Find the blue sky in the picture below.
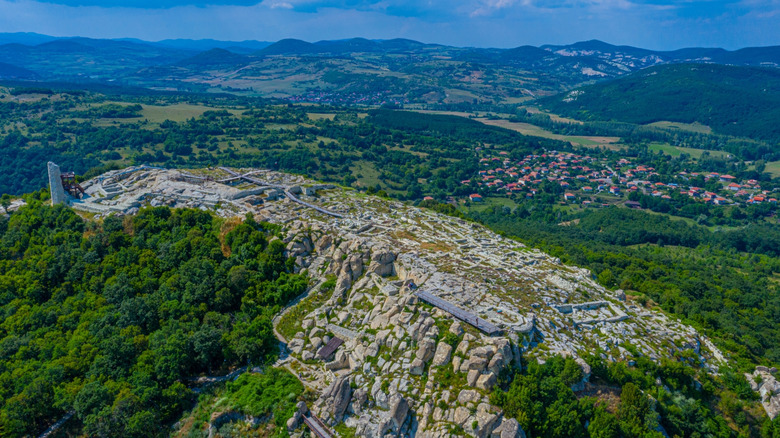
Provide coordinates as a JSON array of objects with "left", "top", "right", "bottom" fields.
[{"left": 0, "top": 0, "right": 777, "bottom": 49}]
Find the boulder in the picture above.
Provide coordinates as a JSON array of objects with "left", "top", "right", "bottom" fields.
[
  {"left": 286, "top": 410, "right": 301, "bottom": 431},
  {"left": 389, "top": 395, "right": 410, "bottom": 430},
  {"left": 476, "top": 372, "right": 497, "bottom": 391},
  {"left": 348, "top": 255, "right": 364, "bottom": 281},
  {"left": 334, "top": 270, "right": 352, "bottom": 300},
  {"left": 370, "top": 314, "right": 390, "bottom": 330},
  {"left": 432, "top": 342, "right": 453, "bottom": 367},
  {"left": 368, "top": 248, "right": 396, "bottom": 277},
  {"left": 458, "top": 389, "right": 481, "bottom": 404},
  {"left": 375, "top": 390, "right": 389, "bottom": 409},
  {"left": 365, "top": 342, "right": 380, "bottom": 358},
  {"left": 416, "top": 338, "right": 437, "bottom": 362},
  {"left": 449, "top": 321, "right": 464, "bottom": 336},
  {"left": 475, "top": 403, "right": 500, "bottom": 437},
  {"left": 410, "top": 358, "right": 425, "bottom": 375},
  {"left": 467, "top": 369, "right": 481, "bottom": 387},
  {"left": 491, "top": 418, "right": 526, "bottom": 438},
  {"left": 469, "top": 356, "right": 488, "bottom": 372},
  {"left": 288, "top": 338, "right": 305, "bottom": 355},
  {"left": 453, "top": 406, "right": 471, "bottom": 425},
  {"left": 351, "top": 388, "right": 368, "bottom": 415},
  {"left": 323, "top": 376, "right": 352, "bottom": 421},
  {"left": 488, "top": 353, "right": 505, "bottom": 374},
  {"left": 473, "top": 346, "right": 494, "bottom": 359},
  {"left": 453, "top": 356, "right": 462, "bottom": 373},
  {"left": 456, "top": 340, "right": 470, "bottom": 356}
]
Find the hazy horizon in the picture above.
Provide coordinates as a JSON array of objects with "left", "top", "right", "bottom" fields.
[
  {"left": 0, "top": 0, "right": 778, "bottom": 51},
  {"left": 2, "top": 31, "right": 779, "bottom": 52}
]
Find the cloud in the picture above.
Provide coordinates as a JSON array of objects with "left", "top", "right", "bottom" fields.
[
  {"left": 17, "top": 0, "right": 262, "bottom": 7},
  {"left": 264, "top": 0, "right": 293, "bottom": 7},
  {"left": 470, "top": 0, "right": 519, "bottom": 17}
]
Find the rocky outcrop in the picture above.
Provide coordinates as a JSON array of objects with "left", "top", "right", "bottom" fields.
[
  {"left": 491, "top": 417, "right": 526, "bottom": 438},
  {"left": 320, "top": 376, "right": 352, "bottom": 424},
  {"left": 410, "top": 357, "right": 425, "bottom": 375},
  {"left": 474, "top": 403, "right": 501, "bottom": 437},
  {"left": 368, "top": 246, "right": 396, "bottom": 277},
  {"left": 476, "top": 372, "right": 497, "bottom": 391},
  {"left": 746, "top": 367, "right": 780, "bottom": 420},
  {"left": 389, "top": 394, "right": 410, "bottom": 430},
  {"left": 208, "top": 411, "right": 248, "bottom": 438},
  {"left": 417, "top": 338, "right": 437, "bottom": 363},
  {"left": 286, "top": 402, "right": 309, "bottom": 431},
  {"left": 432, "top": 342, "right": 453, "bottom": 367}
]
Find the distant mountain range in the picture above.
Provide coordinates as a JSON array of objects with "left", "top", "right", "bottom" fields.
[{"left": 1, "top": 33, "right": 779, "bottom": 103}]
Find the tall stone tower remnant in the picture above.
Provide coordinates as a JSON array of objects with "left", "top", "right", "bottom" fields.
[{"left": 48, "top": 161, "right": 67, "bottom": 206}]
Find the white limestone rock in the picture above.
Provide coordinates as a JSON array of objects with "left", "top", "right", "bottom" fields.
[
  {"left": 410, "top": 358, "right": 425, "bottom": 375},
  {"left": 416, "top": 338, "right": 437, "bottom": 363},
  {"left": 491, "top": 418, "right": 526, "bottom": 438},
  {"left": 432, "top": 342, "right": 453, "bottom": 367},
  {"left": 476, "top": 372, "right": 497, "bottom": 391}
]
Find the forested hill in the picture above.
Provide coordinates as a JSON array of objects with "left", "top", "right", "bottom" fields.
[
  {"left": 0, "top": 198, "right": 307, "bottom": 436},
  {"left": 540, "top": 64, "right": 780, "bottom": 141}
]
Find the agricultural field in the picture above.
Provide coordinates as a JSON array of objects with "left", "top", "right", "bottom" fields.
[
  {"left": 764, "top": 160, "right": 780, "bottom": 178},
  {"left": 647, "top": 120, "right": 713, "bottom": 134},
  {"left": 476, "top": 118, "right": 622, "bottom": 148},
  {"left": 648, "top": 142, "right": 731, "bottom": 159}
]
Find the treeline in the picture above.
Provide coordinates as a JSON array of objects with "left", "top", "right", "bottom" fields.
[
  {"left": 72, "top": 103, "right": 144, "bottom": 119},
  {"left": 0, "top": 200, "right": 306, "bottom": 437}
]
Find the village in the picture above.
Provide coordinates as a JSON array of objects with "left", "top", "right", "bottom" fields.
[{"left": 465, "top": 149, "right": 780, "bottom": 209}]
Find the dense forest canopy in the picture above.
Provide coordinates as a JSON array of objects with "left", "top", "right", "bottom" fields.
[
  {"left": 540, "top": 64, "right": 780, "bottom": 141},
  {"left": 0, "top": 195, "right": 306, "bottom": 437}
]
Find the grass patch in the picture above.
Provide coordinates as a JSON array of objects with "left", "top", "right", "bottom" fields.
[
  {"left": 461, "top": 196, "right": 518, "bottom": 213},
  {"left": 764, "top": 160, "right": 780, "bottom": 178},
  {"left": 176, "top": 369, "right": 303, "bottom": 438},
  {"left": 139, "top": 103, "right": 244, "bottom": 123},
  {"left": 277, "top": 276, "right": 335, "bottom": 341},
  {"left": 647, "top": 120, "right": 712, "bottom": 134},
  {"left": 474, "top": 118, "right": 621, "bottom": 148},
  {"left": 222, "top": 369, "right": 303, "bottom": 421},
  {"left": 648, "top": 142, "right": 730, "bottom": 160}
]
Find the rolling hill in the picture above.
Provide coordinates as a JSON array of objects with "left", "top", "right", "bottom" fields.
[
  {"left": 3, "top": 33, "right": 780, "bottom": 105},
  {"left": 0, "top": 62, "right": 37, "bottom": 79},
  {"left": 540, "top": 63, "right": 780, "bottom": 141}
]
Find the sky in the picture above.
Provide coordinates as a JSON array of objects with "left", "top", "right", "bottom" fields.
[{"left": 0, "top": 0, "right": 778, "bottom": 49}]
